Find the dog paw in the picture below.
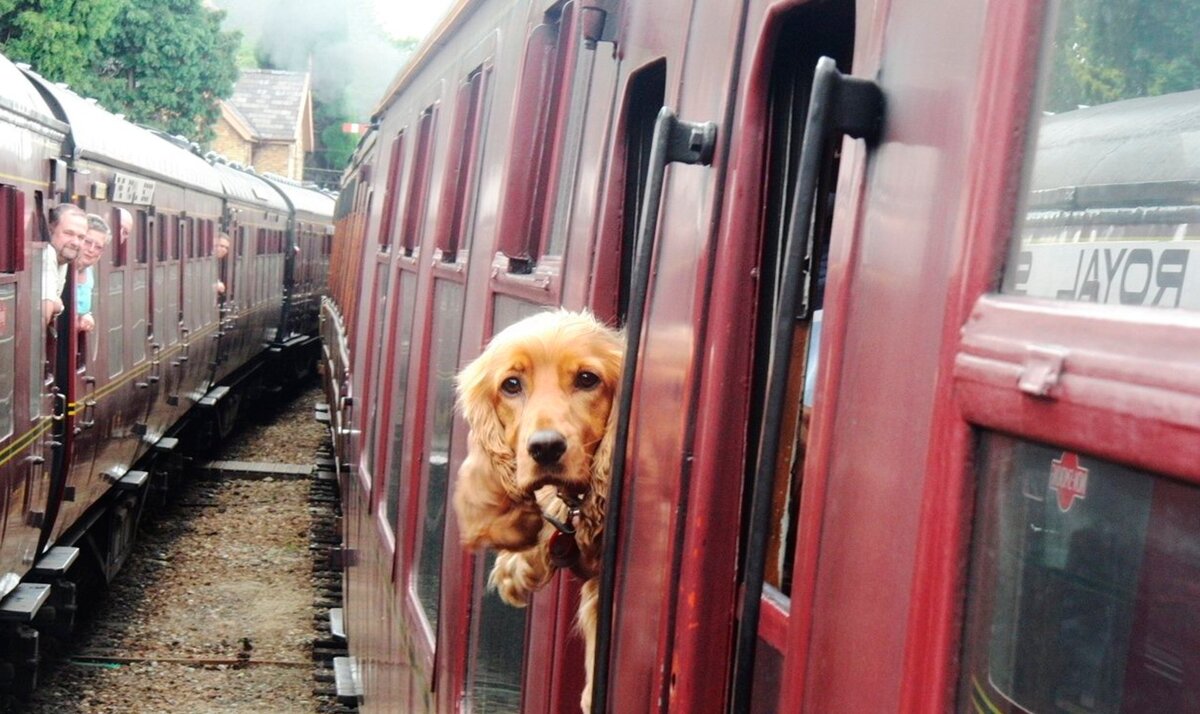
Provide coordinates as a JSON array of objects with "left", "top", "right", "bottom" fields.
[{"left": 489, "top": 550, "right": 546, "bottom": 607}]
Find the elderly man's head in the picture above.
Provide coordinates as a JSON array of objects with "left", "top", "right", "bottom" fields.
[
  {"left": 215, "top": 233, "right": 231, "bottom": 260},
  {"left": 80, "top": 214, "right": 111, "bottom": 269},
  {"left": 117, "top": 208, "right": 132, "bottom": 243},
  {"left": 49, "top": 204, "right": 87, "bottom": 264}
]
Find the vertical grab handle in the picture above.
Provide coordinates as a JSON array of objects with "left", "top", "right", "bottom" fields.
[
  {"left": 730, "top": 57, "right": 883, "bottom": 714},
  {"left": 592, "top": 107, "right": 717, "bottom": 714}
]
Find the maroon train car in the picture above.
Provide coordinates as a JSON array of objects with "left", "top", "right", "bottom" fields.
[
  {"left": 0, "top": 51, "right": 333, "bottom": 694},
  {"left": 322, "top": 0, "right": 1200, "bottom": 711}
]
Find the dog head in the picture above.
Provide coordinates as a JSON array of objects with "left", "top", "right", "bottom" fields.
[{"left": 453, "top": 310, "right": 623, "bottom": 551}]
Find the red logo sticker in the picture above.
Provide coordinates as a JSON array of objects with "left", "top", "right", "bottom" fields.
[{"left": 1049, "top": 451, "right": 1089, "bottom": 512}]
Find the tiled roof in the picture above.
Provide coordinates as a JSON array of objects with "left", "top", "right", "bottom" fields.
[{"left": 225, "top": 69, "right": 309, "bottom": 141}]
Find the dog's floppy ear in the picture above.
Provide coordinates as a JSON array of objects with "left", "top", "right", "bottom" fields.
[{"left": 451, "top": 351, "right": 542, "bottom": 551}]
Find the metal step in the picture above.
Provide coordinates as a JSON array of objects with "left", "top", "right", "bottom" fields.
[
  {"left": 0, "top": 583, "right": 51, "bottom": 622},
  {"left": 333, "top": 656, "right": 362, "bottom": 701},
  {"left": 118, "top": 470, "right": 150, "bottom": 490},
  {"left": 329, "top": 607, "right": 345, "bottom": 640},
  {"left": 33, "top": 546, "right": 79, "bottom": 576}
]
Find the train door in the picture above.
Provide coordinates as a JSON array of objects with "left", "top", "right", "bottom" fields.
[{"left": 0, "top": 185, "right": 43, "bottom": 576}]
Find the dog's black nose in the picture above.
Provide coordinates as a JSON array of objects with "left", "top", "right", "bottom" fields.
[{"left": 528, "top": 430, "right": 567, "bottom": 465}]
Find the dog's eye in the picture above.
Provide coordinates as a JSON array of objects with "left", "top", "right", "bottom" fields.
[
  {"left": 500, "top": 377, "right": 523, "bottom": 396},
  {"left": 574, "top": 371, "right": 601, "bottom": 390}
]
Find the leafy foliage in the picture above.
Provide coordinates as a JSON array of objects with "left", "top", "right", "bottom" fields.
[
  {"left": 87, "top": 0, "right": 240, "bottom": 142},
  {"left": 0, "top": 0, "right": 123, "bottom": 88},
  {"left": 1046, "top": 0, "right": 1200, "bottom": 111},
  {"left": 0, "top": 0, "right": 239, "bottom": 143}
]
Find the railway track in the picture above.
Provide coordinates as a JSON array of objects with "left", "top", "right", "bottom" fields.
[{"left": 11, "top": 381, "right": 354, "bottom": 714}]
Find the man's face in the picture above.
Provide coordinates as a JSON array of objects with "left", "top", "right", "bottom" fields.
[
  {"left": 51, "top": 213, "right": 87, "bottom": 263},
  {"left": 80, "top": 229, "right": 107, "bottom": 268},
  {"left": 120, "top": 211, "right": 132, "bottom": 242},
  {"left": 215, "top": 238, "right": 230, "bottom": 259}
]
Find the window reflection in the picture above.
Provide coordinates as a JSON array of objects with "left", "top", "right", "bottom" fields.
[{"left": 1003, "top": 0, "right": 1200, "bottom": 309}]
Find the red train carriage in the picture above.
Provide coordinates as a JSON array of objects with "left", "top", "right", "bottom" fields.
[
  {"left": 322, "top": 0, "right": 1200, "bottom": 711},
  {"left": 0, "top": 50, "right": 334, "bottom": 694}
]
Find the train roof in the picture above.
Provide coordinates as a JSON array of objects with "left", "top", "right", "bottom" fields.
[
  {"left": 0, "top": 57, "right": 67, "bottom": 136},
  {"left": 1031, "top": 89, "right": 1200, "bottom": 207},
  {"left": 22, "top": 70, "right": 224, "bottom": 196},
  {"left": 260, "top": 174, "right": 336, "bottom": 220},
  {"left": 210, "top": 162, "right": 289, "bottom": 212}
]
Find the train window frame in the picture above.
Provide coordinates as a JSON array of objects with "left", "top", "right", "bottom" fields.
[
  {"left": 0, "top": 186, "right": 26, "bottom": 273},
  {"left": 377, "top": 131, "right": 406, "bottom": 253},
  {"left": 433, "top": 63, "right": 491, "bottom": 265},
  {"left": 400, "top": 105, "right": 438, "bottom": 258},
  {"left": 494, "top": 2, "right": 586, "bottom": 276},
  {"left": 940, "top": 2, "right": 1200, "bottom": 711},
  {"left": 109, "top": 206, "right": 128, "bottom": 267}
]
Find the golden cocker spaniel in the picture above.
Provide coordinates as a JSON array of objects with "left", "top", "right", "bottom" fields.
[{"left": 452, "top": 309, "right": 623, "bottom": 713}]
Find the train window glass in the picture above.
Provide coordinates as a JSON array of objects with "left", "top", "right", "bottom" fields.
[
  {"left": 497, "top": 4, "right": 579, "bottom": 270},
  {"left": 109, "top": 207, "right": 128, "bottom": 267},
  {"left": 0, "top": 186, "right": 24, "bottom": 273},
  {"left": 135, "top": 210, "right": 148, "bottom": 264},
  {"left": 618, "top": 60, "right": 666, "bottom": 320},
  {"left": 465, "top": 298, "right": 542, "bottom": 711},
  {"left": 384, "top": 273, "right": 418, "bottom": 530},
  {"left": 363, "top": 264, "right": 391, "bottom": 480},
  {"left": 131, "top": 265, "right": 147, "bottom": 364},
  {"left": 747, "top": 4, "right": 853, "bottom": 599},
  {"left": 157, "top": 217, "right": 168, "bottom": 263},
  {"left": 414, "top": 280, "right": 465, "bottom": 635},
  {"left": 107, "top": 271, "right": 125, "bottom": 378},
  {"left": 29, "top": 193, "right": 45, "bottom": 418},
  {"left": 434, "top": 66, "right": 489, "bottom": 263},
  {"left": 1001, "top": 2, "right": 1200, "bottom": 309},
  {"left": 401, "top": 107, "right": 437, "bottom": 257},
  {"left": 958, "top": 433, "right": 1200, "bottom": 713},
  {"left": 0, "top": 283, "right": 14, "bottom": 438},
  {"left": 378, "top": 132, "right": 406, "bottom": 252}
]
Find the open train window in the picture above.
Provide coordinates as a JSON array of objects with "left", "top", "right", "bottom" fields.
[
  {"left": 736, "top": 2, "right": 854, "bottom": 710},
  {"left": 434, "top": 65, "right": 489, "bottom": 264},
  {"left": 464, "top": 297, "right": 544, "bottom": 711},
  {"left": 378, "top": 131, "right": 406, "bottom": 252},
  {"left": 400, "top": 107, "right": 437, "bottom": 257},
  {"left": 0, "top": 186, "right": 25, "bottom": 273},
  {"left": 109, "top": 207, "right": 128, "bottom": 267},
  {"left": 496, "top": 2, "right": 584, "bottom": 271}
]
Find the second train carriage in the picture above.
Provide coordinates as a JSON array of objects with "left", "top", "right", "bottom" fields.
[{"left": 0, "top": 49, "right": 335, "bottom": 693}]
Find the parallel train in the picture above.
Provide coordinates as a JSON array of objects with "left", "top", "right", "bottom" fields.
[
  {"left": 322, "top": 0, "right": 1200, "bottom": 711},
  {"left": 0, "top": 52, "right": 333, "bottom": 692}
]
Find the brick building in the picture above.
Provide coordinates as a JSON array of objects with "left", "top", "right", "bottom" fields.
[{"left": 212, "top": 69, "right": 314, "bottom": 181}]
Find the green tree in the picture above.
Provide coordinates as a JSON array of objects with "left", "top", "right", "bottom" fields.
[
  {"left": 87, "top": 0, "right": 240, "bottom": 142},
  {"left": 1046, "top": 0, "right": 1200, "bottom": 111},
  {"left": 0, "top": 0, "right": 124, "bottom": 88}
]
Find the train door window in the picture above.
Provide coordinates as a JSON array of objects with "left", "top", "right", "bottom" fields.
[
  {"left": 733, "top": 4, "right": 855, "bottom": 710},
  {"left": 378, "top": 132, "right": 406, "bottom": 252},
  {"left": 401, "top": 108, "right": 437, "bottom": 257},
  {"left": 0, "top": 186, "right": 24, "bottom": 273},
  {"left": 107, "top": 271, "right": 124, "bottom": 378},
  {"left": 434, "top": 65, "right": 489, "bottom": 264},
  {"left": 955, "top": 2, "right": 1200, "bottom": 711},
  {"left": 465, "top": 296, "right": 544, "bottom": 711},
  {"left": 361, "top": 261, "right": 391, "bottom": 481},
  {"left": 413, "top": 281, "right": 465, "bottom": 636},
  {"left": 496, "top": 3, "right": 583, "bottom": 271},
  {"left": 0, "top": 283, "right": 15, "bottom": 439},
  {"left": 382, "top": 272, "right": 418, "bottom": 530}
]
